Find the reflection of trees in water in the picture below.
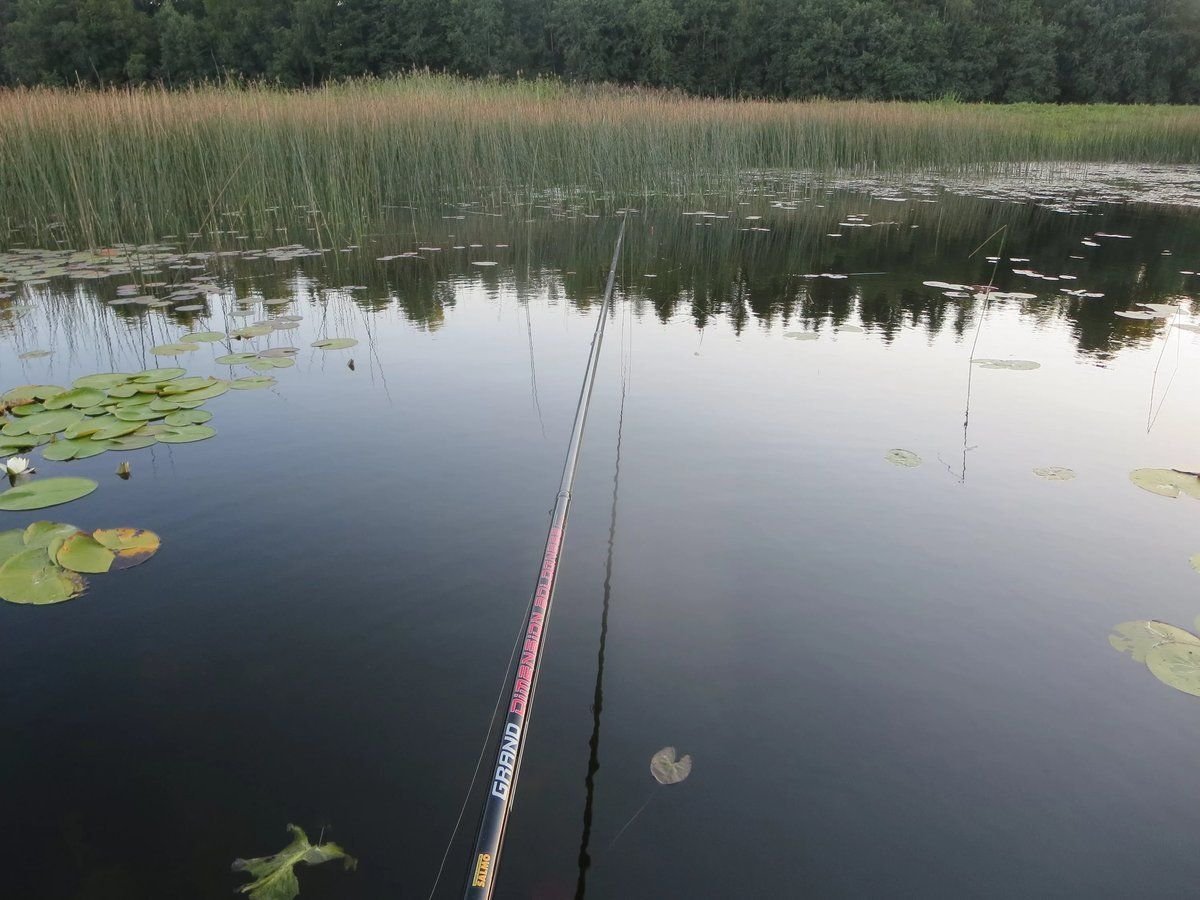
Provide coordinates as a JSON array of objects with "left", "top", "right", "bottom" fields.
[{"left": 34, "top": 190, "right": 1200, "bottom": 361}]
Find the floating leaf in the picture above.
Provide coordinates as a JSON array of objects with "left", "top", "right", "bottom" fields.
[
  {"left": 1115, "top": 310, "right": 1156, "bottom": 320},
  {"left": 112, "top": 407, "right": 165, "bottom": 422},
  {"left": 231, "top": 325, "right": 273, "bottom": 339},
  {"left": 972, "top": 359, "right": 1040, "bottom": 370},
  {"left": 73, "top": 373, "right": 132, "bottom": 390},
  {"left": 0, "top": 528, "right": 27, "bottom": 566},
  {"left": 1033, "top": 466, "right": 1075, "bottom": 480},
  {"left": 650, "top": 747, "right": 693, "bottom": 785},
  {"left": 159, "top": 376, "right": 221, "bottom": 395},
  {"left": 151, "top": 343, "right": 199, "bottom": 355},
  {"left": 164, "top": 409, "right": 212, "bottom": 426},
  {"left": 56, "top": 532, "right": 114, "bottom": 574},
  {"left": 92, "top": 527, "right": 160, "bottom": 569},
  {"left": 311, "top": 338, "right": 358, "bottom": 350},
  {"left": 784, "top": 332, "right": 819, "bottom": 341},
  {"left": 156, "top": 424, "right": 216, "bottom": 444},
  {"left": 9, "top": 403, "right": 44, "bottom": 417},
  {"left": 23, "top": 520, "right": 79, "bottom": 550},
  {"left": 181, "top": 331, "right": 225, "bottom": 343},
  {"left": 1109, "top": 620, "right": 1200, "bottom": 663},
  {"left": 1146, "top": 642, "right": 1200, "bottom": 697},
  {"left": 1129, "top": 468, "right": 1200, "bottom": 500},
  {"left": 18, "top": 350, "right": 51, "bottom": 360},
  {"left": 230, "top": 376, "right": 277, "bottom": 390},
  {"left": 130, "top": 367, "right": 185, "bottom": 384},
  {"left": 0, "top": 477, "right": 98, "bottom": 511},
  {"left": 170, "top": 381, "right": 229, "bottom": 403},
  {"left": 3, "top": 384, "right": 64, "bottom": 404},
  {"left": 886, "top": 449, "right": 921, "bottom": 468},
  {"left": 43, "top": 387, "right": 105, "bottom": 410},
  {"left": 216, "top": 353, "right": 259, "bottom": 365},
  {"left": 22, "top": 409, "right": 85, "bottom": 436},
  {"left": 0, "top": 547, "right": 85, "bottom": 604},
  {"left": 257, "top": 347, "right": 298, "bottom": 359},
  {"left": 42, "top": 438, "right": 111, "bottom": 461},
  {"left": 108, "top": 432, "right": 157, "bottom": 451},
  {"left": 1139, "top": 303, "right": 1183, "bottom": 316},
  {"left": 1191, "top": 553, "right": 1200, "bottom": 575},
  {"left": 232, "top": 824, "right": 356, "bottom": 900}
]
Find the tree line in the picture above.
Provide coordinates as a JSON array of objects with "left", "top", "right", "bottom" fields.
[{"left": 1, "top": 0, "right": 1198, "bottom": 103}]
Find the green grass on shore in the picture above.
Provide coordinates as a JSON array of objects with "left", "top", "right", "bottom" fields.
[{"left": 2, "top": 75, "right": 1198, "bottom": 245}]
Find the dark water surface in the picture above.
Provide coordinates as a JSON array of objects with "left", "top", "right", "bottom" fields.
[{"left": 2, "top": 185, "right": 1200, "bottom": 898}]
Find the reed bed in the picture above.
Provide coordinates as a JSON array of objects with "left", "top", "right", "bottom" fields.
[{"left": 2, "top": 75, "right": 1199, "bottom": 245}]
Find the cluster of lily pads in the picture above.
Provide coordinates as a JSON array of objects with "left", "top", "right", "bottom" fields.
[
  {"left": 1111, "top": 619, "right": 1200, "bottom": 698},
  {"left": 0, "top": 520, "right": 160, "bottom": 605},
  {"left": 0, "top": 370, "right": 258, "bottom": 463}
]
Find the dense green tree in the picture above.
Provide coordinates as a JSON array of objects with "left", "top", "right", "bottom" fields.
[{"left": 0, "top": 0, "right": 1195, "bottom": 101}]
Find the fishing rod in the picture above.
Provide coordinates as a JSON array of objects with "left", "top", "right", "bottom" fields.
[{"left": 463, "top": 214, "right": 627, "bottom": 899}]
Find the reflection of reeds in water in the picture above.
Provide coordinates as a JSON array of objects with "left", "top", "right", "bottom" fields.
[{"left": 5, "top": 75, "right": 1200, "bottom": 244}]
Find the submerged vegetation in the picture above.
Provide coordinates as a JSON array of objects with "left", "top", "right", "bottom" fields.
[{"left": 4, "top": 77, "right": 1200, "bottom": 244}]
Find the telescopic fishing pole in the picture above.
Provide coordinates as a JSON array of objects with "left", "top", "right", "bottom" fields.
[{"left": 463, "top": 215, "right": 626, "bottom": 899}]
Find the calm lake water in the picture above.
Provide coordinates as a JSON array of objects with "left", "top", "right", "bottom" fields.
[{"left": 2, "top": 180, "right": 1200, "bottom": 898}]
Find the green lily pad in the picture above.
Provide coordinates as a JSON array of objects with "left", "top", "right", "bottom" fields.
[
  {"left": 650, "top": 746, "right": 693, "bottom": 785},
  {"left": 9, "top": 403, "right": 44, "bottom": 417},
  {"left": 215, "top": 353, "right": 259, "bottom": 365},
  {"left": 168, "top": 381, "right": 228, "bottom": 403},
  {"left": 1146, "top": 642, "right": 1200, "bottom": 697},
  {"left": 72, "top": 373, "right": 132, "bottom": 390},
  {"left": 181, "top": 331, "right": 225, "bottom": 343},
  {"left": 247, "top": 358, "right": 294, "bottom": 371},
  {"left": 233, "top": 824, "right": 356, "bottom": 900},
  {"left": 108, "top": 432, "right": 158, "bottom": 451},
  {"left": 886, "top": 449, "right": 922, "bottom": 468},
  {"left": 130, "top": 367, "right": 185, "bottom": 384},
  {"left": 159, "top": 376, "right": 221, "bottom": 396},
  {"left": 1109, "top": 620, "right": 1200, "bottom": 663},
  {"left": 0, "top": 528, "right": 28, "bottom": 565},
  {"left": 92, "top": 527, "right": 160, "bottom": 569},
  {"left": 230, "top": 376, "right": 276, "bottom": 390},
  {"left": 42, "top": 438, "right": 111, "bottom": 461},
  {"left": 23, "top": 520, "right": 80, "bottom": 550},
  {"left": 3, "top": 385, "right": 65, "bottom": 404},
  {"left": 147, "top": 397, "right": 182, "bottom": 412},
  {"left": 151, "top": 343, "right": 199, "bottom": 356},
  {"left": 164, "top": 409, "right": 212, "bottom": 426},
  {"left": 157, "top": 424, "right": 216, "bottom": 444},
  {"left": 43, "top": 387, "right": 106, "bottom": 410},
  {"left": 311, "top": 338, "right": 358, "bottom": 350},
  {"left": 113, "top": 407, "right": 166, "bottom": 422},
  {"left": 56, "top": 532, "right": 115, "bottom": 574},
  {"left": 0, "top": 547, "right": 86, "bottom": 604},
  {"left": 230, "top": 325, "right": 272, "bottom": 339},
  {"left": 23, "top": 409, "right": 85, "bottom": 436},
  {"left": 0, "top": 434, "right": 46, "bottom": 450},
  {"left": 105, "top": 383, "right": 141, "bottom": 398},
  {"left": 90, "top": 418, "right": 146, "bottom": 441},
  {"left": 0, "top": 477, "right": 98, "bottom": 510},
  {"left": 1130, "top": 468, "right": 1200, "bottom": 500}
]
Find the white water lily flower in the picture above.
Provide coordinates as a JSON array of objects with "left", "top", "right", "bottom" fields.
[{"left": 4, "top": 456, "right": 33, "bottom": 476}]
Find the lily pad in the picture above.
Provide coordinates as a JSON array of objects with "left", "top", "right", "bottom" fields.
[
  {"left": 130, "top": 367, "right": 185, "bottom": 384},
  {"left": 1129, "top": 468, "right": 1200, "bottom": 500},
  {"left": 18, "top": 350, "right": 52, "bottom": 360},
  {"left": 248, "top": 358, "right": 293, "bottom": 371},
  {"left": 159, "top": 376, "right": 221, "bottom": 395},
  {"left": 1146, "top": 642, "right": 1200, "bottom": 697},
  {"left": 972, "top": 359, "right": 1040, "bottom": 370},
  {"left": 232, "top": 824, "right": 356, "bottom": 900},
  {"left": 43, "top": 387, "right": 106, "bottom": 410},
  {"left": 3, "top": 384, "right": 64, "bottom": 404},
  {"left": 1115, "top": 310, "right": 1156, "bottom": 320},
  {"left": 9, "top": 403, "right": 44, "bottom": 417},
  {"left": 230, "top": 325, "right": 273, "bottom": 339},
  {"left": 0, "top": 547, "right": 86, "bottom": 604},
  {"left": 23, "top": 520, "right": 80, "bottom": 550},
  {"left": 73, "top": 373, "right": 132, "bottom": 390},
  {"left": 151, "top": 343, "right": 199, "bottom": 356},
  {"left": 886, "top": 449, "right": 922, "bottom": 468},
  {"left": 181, "top": 331, "right": 225, "bottom": 343},
  {"left": 650, "top": 747, "right": 693, "bottom": 785},
  {"left": 92, "top": 527, "right": 160, "bottom": 569},
  {"left": 784, "top": 332, "right": 819, "bottom": 341},
  {"left": 215, "top": 353, "right": 259, "bottom": 365},
  {"left": 164, "top": 410, "right": 212, "bottom": 426},
  {"left": 42, "top": 438, "right": 111, "bottom": 461},
  {"left": 156, "top": 424, "right": 216, "bottom": 444},
  {"left": 230, "top": 376, "right": 277, "bottom": 390},
  {"left": 1033, "top": 466, "right": 1075, "bottom": 480},
  {"left": 112, "top": 407, "right": 166, "bottom": 422},
  {"left": 108, "top": 432, "right": 158, "bottom": 451},
  {"left": 311, "top": 338, "right": 358, "bottom": 350},
  {"left": 23, "top": 409, "right": 85, "bottom": 436},
  {"left": 1109, "top": 620, "right": 1200, "bottom": 663},
  {"left": 0, "top": 528, "right": 27, "bottom": 565},
  {"left": 0, "top": 477, "right": 98, "bottom": 511},
  {"left": 56, "top": 532, "right": 115, "bottom": 574}
]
